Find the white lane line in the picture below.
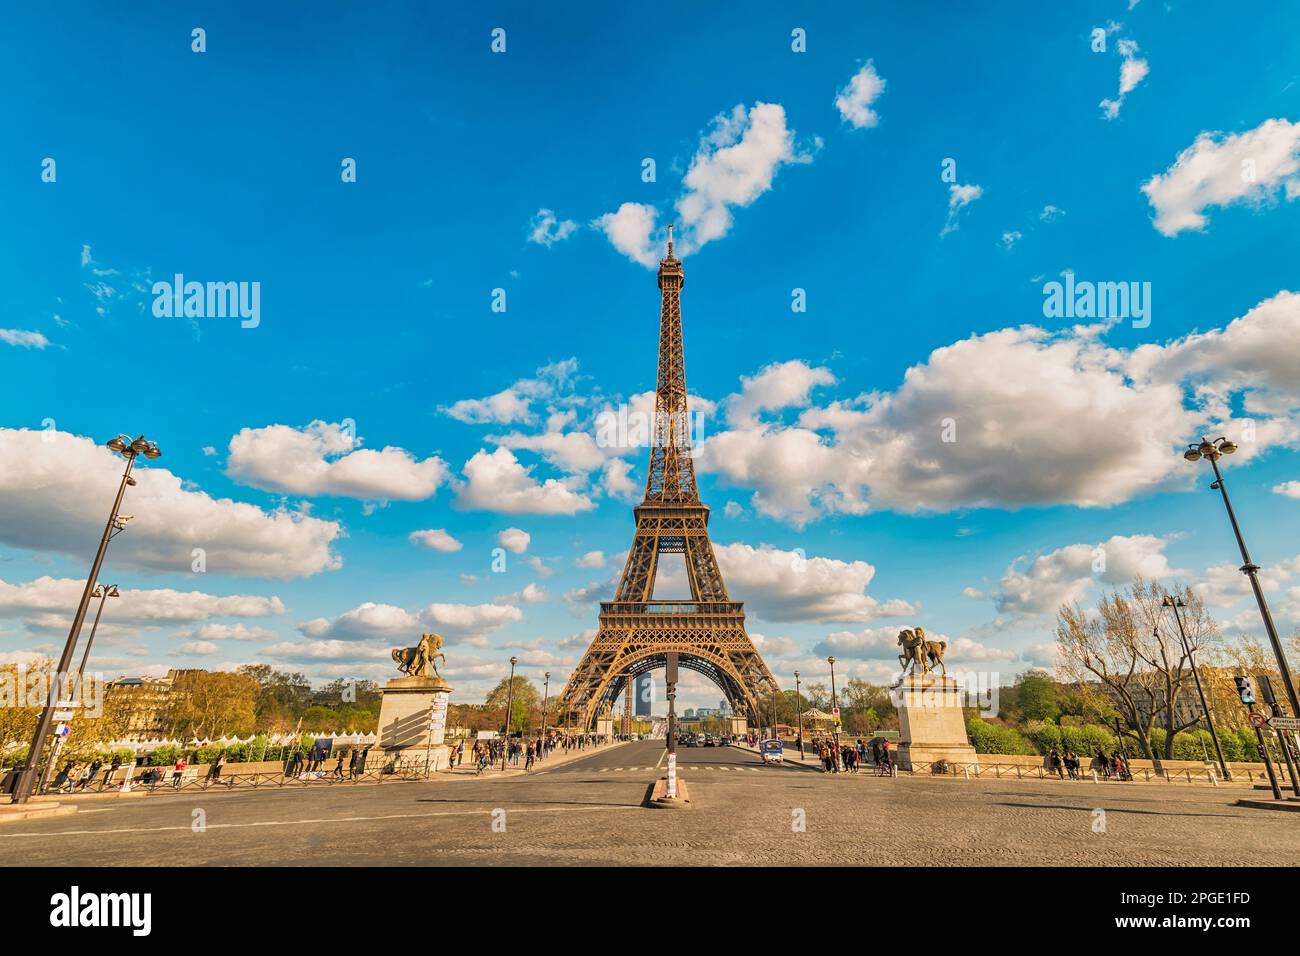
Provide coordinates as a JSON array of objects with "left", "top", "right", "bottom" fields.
[{"left": 0, "top": 804, "right": 643, "bottom": 839}]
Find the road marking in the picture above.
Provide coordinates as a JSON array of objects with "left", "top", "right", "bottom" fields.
[{"left": 0, "top": 803, "right": 644, "bottom": 839}]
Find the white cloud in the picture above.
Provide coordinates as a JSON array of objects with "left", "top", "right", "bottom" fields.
[
  {"left": 489, "top": 428, "right": 605, "bottom": 474},
  {"left": 600, "top": 458, "right": 639, "bottom": 502},
  {"left": 726, "top": 360, "right": 836, "bottom": 427},
  {"left": 0, "top": 428, "right": 342, "bottom": 577},
  {"left": 940, "top": 183, "right": 983, "bottom": 237},
  {"left": 299, "top": 599, "right": 524, "bottom": 647},
  {"left": 1141, "top": 119, "right": 1300, "bottom": 236},
  {"left": 710, "top": 543, "right": 914, "bottom": 623},
  {"left": 699, "top": 289, "right": 1300, "bottom": 523},
  {"left": 0, "top": 329, "right": 50, "bottom": 349},
  {"left": 496, "top": 583, "right": 547, "bottom": 605},
  {"left": 676, "top": 102, "right": 812, "bottom": 255},
  {"left": 497, "top": 527, "right": 531, "bottom": 554},
  {"left": 456, "top": 447, "right": 596, "bottom": 515},
  {"left": 227, "top": 421, "right": 449, "bottom": 501},
  {"left": 179, "top": 640, "right": 220, "bottom": 656},
  {"left": 575, "top": 551, "right": 605, "bottom": 568},
  {"left": 527, "top": 208, "right": 578, "bottom": 247},
  {"left": 834, "top": 61, "right": 887, "bottom": 129},
  {"left": 442, "top": 359, "right": 580, "bottom": 426},
  {"left": 1000, "top": 230, "right": 1022, "bottom": 249},
  {"left": 994, "top": 534, "right": 1178, "bottom": 615},
  {"left": 1099, "top": 38, "right": 1149, "bottom": 120},
  {"left": 591, "top": 202, "right": 659, "bottom": 268},
  {"left": 595, "top": 102, "right": 812, "bottom": 266},
  {"left": 409, "top": 528, "right": 463, "bottom": 552},
  {"left": 1274, "top": 481, "right": 1300, "bottom": 499},
  {"left": 0, "top": 576, "right": 285, "bottom": 625},
  {"left": 178, "top": 623, "right": 278, "bottom": 642}
]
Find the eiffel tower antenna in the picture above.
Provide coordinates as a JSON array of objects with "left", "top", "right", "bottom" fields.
[{"left": 556, "top": 233, "right": 778, "bottom": 732}]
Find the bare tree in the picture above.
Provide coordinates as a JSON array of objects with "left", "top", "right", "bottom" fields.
[{"left": 1056, "top": 577, "right": 1213, "bottom": 767}]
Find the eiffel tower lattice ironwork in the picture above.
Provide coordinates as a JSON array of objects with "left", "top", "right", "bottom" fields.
[{"left": 557, "top": 227, "right": 778, "bottom": 730}]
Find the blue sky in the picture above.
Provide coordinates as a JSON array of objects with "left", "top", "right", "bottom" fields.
[{"left": 2, "top": 2, "right": 1300, "bottom": 708}]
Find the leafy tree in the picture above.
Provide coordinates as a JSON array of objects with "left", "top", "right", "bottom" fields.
[
  {"left": 167, "top": 670, "right": 259, "bottom": 740},
  {"left": 1015, "top": 670, "right": 1061, "bottom": 722},
  {"left": 485, "top": 676, "right": 540, "bottom": 733}
]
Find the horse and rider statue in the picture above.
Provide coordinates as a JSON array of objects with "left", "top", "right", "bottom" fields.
[
  {"left": 391, "top": 632, "right": 447, "bottom": 680},
  {"left": 897, "top": 627, "right": 947, "bottom": 677}
]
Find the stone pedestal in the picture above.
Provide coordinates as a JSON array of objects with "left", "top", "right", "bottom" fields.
[
  {"left": 727, "top": 716, "right": 748, "bottom": 736},
  {"left": 895, "top": 674, "right": 978, "bottom": 771},
  {"left": 372, "top": 676, "right": 452, "bottom": 774}
]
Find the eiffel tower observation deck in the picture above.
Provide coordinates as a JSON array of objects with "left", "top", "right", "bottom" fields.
[{"left": 557, "top": 228, "right": 778, "bottom": 730}]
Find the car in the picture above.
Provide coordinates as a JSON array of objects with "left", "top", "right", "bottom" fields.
[{"left": 703, "top": 735, "right": 715, "bottom": 747}]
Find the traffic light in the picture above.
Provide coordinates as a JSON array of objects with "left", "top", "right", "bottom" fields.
[
  {"left": 1256, "top": 674, "right": 1278, "bottom": 708},
  {"left": 1234, "top": 675, "right": 1255, "bottom": 706}
]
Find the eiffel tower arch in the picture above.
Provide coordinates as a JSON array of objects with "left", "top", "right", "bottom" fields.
[{"left": 557, "top": 228, "right": 779, "bottom": 730}]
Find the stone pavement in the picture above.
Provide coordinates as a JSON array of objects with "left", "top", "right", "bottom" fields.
[{"left": 2, "top": 739, "right": 1295, "bottom": 866}]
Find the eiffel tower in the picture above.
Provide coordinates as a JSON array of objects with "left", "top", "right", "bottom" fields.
[{"left": 557, "top": 228, "right": 778, "bottom": 730}]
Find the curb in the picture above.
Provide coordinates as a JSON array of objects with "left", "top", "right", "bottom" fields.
[
  {"left": 1236, "top": 797, "right": 1300, "bottom": 812},
  {"left": 645, "top": 776, "right": 691, "bottom": 808},
  {"left": 0, "top": 802, "right": 79, "bottom": 824}
]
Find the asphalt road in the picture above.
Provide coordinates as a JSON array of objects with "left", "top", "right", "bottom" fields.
[
  {"left": 3, "top": 738, "right": 1297, "bottom": 866},
  {"left": 535, "top": 737, "right": 776, "bottom": 775}
]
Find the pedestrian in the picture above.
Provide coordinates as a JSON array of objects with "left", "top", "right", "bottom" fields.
[
  {"left": 358, "top": 747, "right": 370, "bottom": 774},
  {"left": 332, "top": 751, "right": 345, "bottom": 780},
  {"left": 207, "top": 751, "right": 225, "bottom": 783},
  {"left": 171, "top": 755, "right": 187, "bottom": 789},
  {"left": 52, "top": 760, "right": 74, "bottom": 792},
  {"left": 104, "top": 754, "right": 123, "bottom": 787},
  {"left": 525, "top": 743, "right": 535, "bottom": 771},
  {"left": 348, "top": 749, "right": 359, "bottom": 779}
]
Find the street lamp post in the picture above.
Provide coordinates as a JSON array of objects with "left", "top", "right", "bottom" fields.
[
  {"left": 540, "top": 671, "right": 550, "bottom": 759},
  {"left": 1160, "top": 594, "right": 1231, "bottom": 781},
  {"left": 771, "top": 682, "right": 779, "bottom": 741},
  {"left": 76, "top": 584, "right": 120, "bottom": 691},
  {"left": 1183, "top": 437, "right": 1300, "bottom": 717},
  {"left": 12, "top": 434, "right": 159, "bottom": 804},
  {"left": 828, "top": 655, "right": 841, "bottom": 772},
  {"left": 501, "top": 656, "right": 518, "bottom": 772},
  {"left": 38, "top": 583, "right": 123, "bottom": 794},
  {"left": 794, "top": 670, "right": 804, "bottom": 760}
]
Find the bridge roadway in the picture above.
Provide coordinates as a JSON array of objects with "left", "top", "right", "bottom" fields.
[
  {"left": 3, "top": 736, "right": 1297, "bottom": 866},
  {"left": 532, "top": 737, "right": 780, "bottom": 776}
]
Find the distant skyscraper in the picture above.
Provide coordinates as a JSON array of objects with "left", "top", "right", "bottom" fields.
[{"left": 636, "top": 672, "right": 654, "bottom": 716}]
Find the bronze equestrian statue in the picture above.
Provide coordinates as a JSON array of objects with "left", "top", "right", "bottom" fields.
[
  {"left": 392, "top": 632, "right": 447, "bottom": 679},
  {"left": 897, "top": 627, "right": 947, "bottom": 677}
]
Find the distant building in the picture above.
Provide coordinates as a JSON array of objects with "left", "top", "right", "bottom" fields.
[{"left": 106, "top": 674, "right": 176, "bottom": 739}]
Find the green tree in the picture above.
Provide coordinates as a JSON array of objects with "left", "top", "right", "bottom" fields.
[
  {"left": 1015, "top": 670, "right": 1061, "bottom": 722},
  {"left": 485, "top": 676, "right": 540, "bottom": 733}
]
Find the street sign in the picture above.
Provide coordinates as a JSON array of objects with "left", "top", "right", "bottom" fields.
[
  {"left": 1268, "top": 716, "right": 1300, "bottom": 732},
  {"left": 831, "top": 706, "right": 840, "bottom": 716},
  {"left": 54, "top": 723, "right": 70, "bottom": 737},
  {"left": 53, "top": 710, "right": 75, "bottom": 721},
  {"left": 1248, "top": 711, "right": 1267, "bottom": 729}
]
